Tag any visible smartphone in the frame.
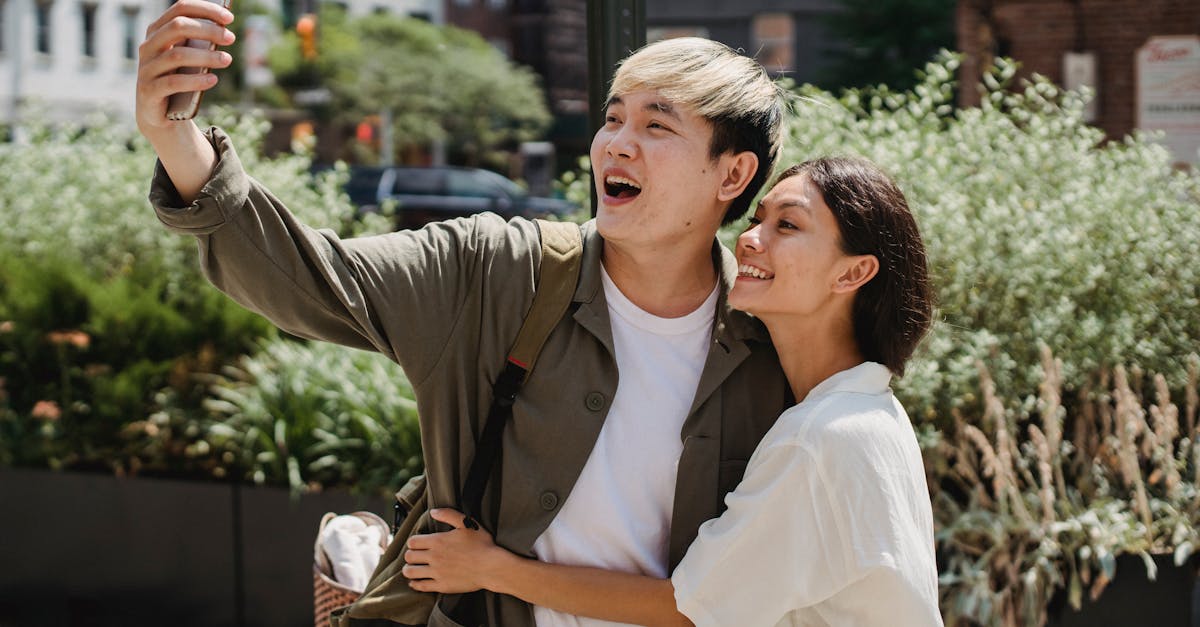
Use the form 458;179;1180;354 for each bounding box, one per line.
165;0;233;121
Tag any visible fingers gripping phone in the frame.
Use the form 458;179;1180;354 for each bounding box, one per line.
165;0;233;121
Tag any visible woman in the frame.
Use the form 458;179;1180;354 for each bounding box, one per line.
400;157;941;627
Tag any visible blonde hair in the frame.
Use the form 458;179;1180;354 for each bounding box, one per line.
610;37;786;223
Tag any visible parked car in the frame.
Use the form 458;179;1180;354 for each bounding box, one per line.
344;165;579;230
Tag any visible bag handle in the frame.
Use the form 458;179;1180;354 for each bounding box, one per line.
507;220;584;373
459;219;583;526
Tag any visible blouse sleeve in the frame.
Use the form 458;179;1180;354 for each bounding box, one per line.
670;413;938;627
670;441;851;627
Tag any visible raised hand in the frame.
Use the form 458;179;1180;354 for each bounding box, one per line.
135;0;235;134
135;0;238;202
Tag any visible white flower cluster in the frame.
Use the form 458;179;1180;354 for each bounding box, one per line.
0;107;386;298
772;53;1200;420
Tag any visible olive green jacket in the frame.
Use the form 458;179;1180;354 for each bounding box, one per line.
149;127;790;626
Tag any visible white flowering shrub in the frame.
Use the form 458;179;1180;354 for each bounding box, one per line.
0;109;392;471
765;54;1200;419
0;109;376;289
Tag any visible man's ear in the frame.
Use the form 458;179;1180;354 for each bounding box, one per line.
716;151;760;203
832;254;880;294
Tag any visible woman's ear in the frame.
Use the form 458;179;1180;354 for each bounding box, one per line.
716;151;760;203
832;254;880;294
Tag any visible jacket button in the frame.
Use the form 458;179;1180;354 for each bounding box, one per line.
540;491;559;510
584;392;606;412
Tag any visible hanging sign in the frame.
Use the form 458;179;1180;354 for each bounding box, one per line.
1136;36;1200;164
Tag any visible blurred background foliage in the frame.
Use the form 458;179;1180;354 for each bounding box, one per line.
266;6;551;168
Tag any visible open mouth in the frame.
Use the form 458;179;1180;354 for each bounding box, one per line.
738;264;774;280
604;175;642;200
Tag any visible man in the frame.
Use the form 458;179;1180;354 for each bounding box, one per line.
137;3;790;625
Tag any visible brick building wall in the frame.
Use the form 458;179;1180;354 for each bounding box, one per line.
510;0;587;119
957;0;1200;140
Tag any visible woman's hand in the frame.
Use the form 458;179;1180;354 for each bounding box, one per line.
404;510;690;627
402;508;510;594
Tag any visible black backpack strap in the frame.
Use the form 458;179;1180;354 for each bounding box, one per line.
459;219;583;525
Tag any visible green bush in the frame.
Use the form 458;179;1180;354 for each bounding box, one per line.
0;253;270;469
0;109;388;472
141;337;423;496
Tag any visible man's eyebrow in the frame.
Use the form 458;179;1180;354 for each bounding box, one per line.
645;101;680;120
603;96;681;120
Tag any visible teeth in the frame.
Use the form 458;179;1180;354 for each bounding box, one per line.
605;175;641;189
739;264;773;280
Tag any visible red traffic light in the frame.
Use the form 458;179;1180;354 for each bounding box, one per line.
296;13;317;59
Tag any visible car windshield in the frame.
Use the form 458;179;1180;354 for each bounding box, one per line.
345;167;384;204
445;169;527;199
391;169;443;195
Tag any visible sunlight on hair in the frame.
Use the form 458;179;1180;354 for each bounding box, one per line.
611;37;786;159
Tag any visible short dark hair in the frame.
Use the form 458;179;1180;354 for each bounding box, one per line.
710;106;783;225
776;158;934;376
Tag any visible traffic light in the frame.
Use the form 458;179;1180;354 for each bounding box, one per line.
296;13;317;60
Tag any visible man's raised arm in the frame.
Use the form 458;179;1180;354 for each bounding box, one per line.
131;0;543;384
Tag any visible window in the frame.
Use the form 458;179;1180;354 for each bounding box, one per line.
453;0;472;7
752;13;794;73
486;0;506;10
36;0;53;55
0;0;7;53
81;3;98;58
122;6;140;61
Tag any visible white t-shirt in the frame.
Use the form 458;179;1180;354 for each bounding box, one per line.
531;267;718;627
672;362;943;627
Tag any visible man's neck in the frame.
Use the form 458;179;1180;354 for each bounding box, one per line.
601;239;719;319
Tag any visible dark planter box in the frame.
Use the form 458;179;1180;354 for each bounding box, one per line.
0;469;389;627
1047;552;1200;627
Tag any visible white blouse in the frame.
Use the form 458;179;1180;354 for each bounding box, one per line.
671;362;942;627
